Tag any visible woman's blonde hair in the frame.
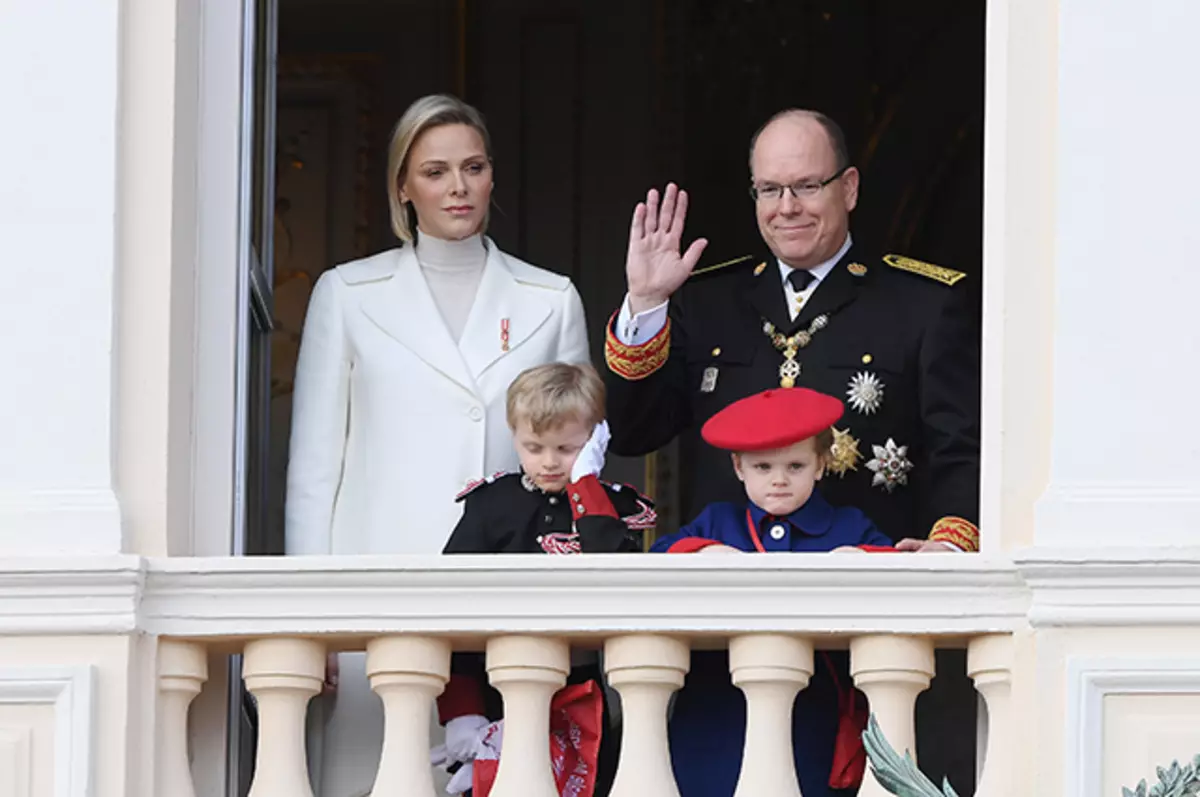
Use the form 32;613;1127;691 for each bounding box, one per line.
507;363;606;435
386;94;493;242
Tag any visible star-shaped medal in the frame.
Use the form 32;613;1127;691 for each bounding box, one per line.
866;438;912;492
827;427;862;477
847;371;885;415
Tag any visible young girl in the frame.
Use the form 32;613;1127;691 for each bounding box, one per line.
653;387;894;797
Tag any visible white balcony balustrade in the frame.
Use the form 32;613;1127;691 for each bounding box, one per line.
146;554;1024;796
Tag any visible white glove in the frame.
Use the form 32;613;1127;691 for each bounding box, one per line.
570;420;610;482
445;761;474;795
443;714;490;763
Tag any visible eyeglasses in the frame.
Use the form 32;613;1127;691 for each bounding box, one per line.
749;165;850;202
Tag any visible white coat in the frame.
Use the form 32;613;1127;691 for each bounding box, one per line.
283;239;589;797
285;238;590;556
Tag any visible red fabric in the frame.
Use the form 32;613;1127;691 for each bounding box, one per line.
436;674;486;725
858;545;899;553
828;683;870;788
472;681;605;797
667;537;726;553
701;388;844;452
568;475;618;521
821;651;869;789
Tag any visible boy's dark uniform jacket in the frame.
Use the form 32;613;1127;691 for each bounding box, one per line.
442;472;655;555
604;246;980;549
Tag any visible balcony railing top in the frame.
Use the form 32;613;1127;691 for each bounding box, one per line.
10;548;1200;638
139;553;1026;640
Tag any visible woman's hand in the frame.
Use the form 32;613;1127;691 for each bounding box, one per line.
626;183;708;314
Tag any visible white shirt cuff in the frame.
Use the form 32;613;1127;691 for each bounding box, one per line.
615;295;669;346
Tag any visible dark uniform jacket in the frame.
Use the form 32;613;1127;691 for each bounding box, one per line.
605;245;980;545
442;472;655;554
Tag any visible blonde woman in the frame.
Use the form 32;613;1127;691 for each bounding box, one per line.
285;94;590;795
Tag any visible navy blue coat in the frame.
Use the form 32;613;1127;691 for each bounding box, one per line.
652;488;892;553
652;490;889;796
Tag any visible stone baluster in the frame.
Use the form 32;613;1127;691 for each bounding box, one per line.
367;635;452;797
157;640;209;797
243;637;325;797
968;634;1014;797
486;636;570;797
730;634;814;797
850;635;935;797
605;634;691;797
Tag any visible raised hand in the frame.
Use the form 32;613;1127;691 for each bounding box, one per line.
569;421;610;482
626;183;709;314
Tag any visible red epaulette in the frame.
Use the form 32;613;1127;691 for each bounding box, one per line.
600;480;658;530
455;471;511;501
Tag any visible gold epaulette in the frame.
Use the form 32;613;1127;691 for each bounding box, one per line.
929;516;980;552
689;254;755;278
604;311;671;381
883;254;967;286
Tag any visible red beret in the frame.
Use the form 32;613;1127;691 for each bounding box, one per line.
701;388;844;452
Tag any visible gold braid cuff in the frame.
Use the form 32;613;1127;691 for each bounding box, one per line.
604;311;671;381
929;516;980;553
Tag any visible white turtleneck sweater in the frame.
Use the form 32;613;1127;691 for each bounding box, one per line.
415;233;487;344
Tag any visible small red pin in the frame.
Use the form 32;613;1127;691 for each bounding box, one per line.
500;318;510;352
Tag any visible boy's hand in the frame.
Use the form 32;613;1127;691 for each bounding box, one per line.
698;543;742;554
831;545;866;553
570;420;610;481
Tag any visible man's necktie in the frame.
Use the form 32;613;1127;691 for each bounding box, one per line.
786;269;816;292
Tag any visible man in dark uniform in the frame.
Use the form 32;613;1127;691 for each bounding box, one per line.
604;109;979;552
602;108;981;792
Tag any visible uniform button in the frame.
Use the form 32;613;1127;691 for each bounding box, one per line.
576;505;586;514
467;406;483;421
862;353;873;364
548;496;558;505
572;493;581;501
769;524;787;540
536;535;544;544
711;347;721;357
544;515;554;524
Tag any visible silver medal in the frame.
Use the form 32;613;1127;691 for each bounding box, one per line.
701;366;719;393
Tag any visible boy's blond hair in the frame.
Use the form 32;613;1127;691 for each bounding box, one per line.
507;363;605;434
812;427;835;461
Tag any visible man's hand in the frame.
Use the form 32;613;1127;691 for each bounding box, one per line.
626;183;708;314
895;538;956;553
570;421;610;482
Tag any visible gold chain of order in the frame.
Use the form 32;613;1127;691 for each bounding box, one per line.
761;314;829;388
